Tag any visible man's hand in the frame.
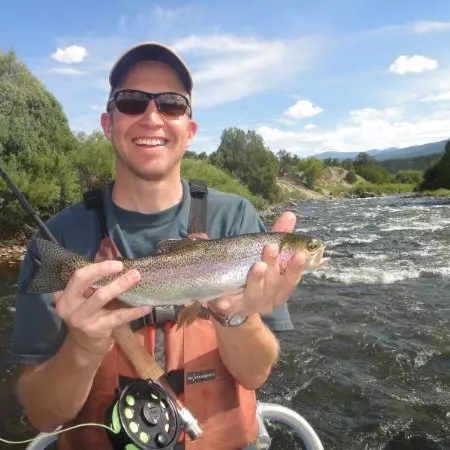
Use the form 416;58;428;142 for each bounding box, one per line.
53;261;152;359
210;211;307;317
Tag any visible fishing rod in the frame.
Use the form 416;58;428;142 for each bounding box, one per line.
0;160;203;449
0;163;57;244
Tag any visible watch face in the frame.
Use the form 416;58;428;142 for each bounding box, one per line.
228;315;247;326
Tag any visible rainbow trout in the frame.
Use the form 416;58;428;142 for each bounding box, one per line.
27;232;327;308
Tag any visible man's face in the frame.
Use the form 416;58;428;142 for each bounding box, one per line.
101;60;197;181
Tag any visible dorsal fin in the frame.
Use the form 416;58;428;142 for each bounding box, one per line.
155;238;201;255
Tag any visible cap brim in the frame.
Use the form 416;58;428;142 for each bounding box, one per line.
109;42;193;94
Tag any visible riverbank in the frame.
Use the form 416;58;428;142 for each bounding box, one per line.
0;238;27;269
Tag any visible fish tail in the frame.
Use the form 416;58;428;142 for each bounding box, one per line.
26;237;89;294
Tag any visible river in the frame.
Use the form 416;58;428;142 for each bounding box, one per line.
0;194;449;449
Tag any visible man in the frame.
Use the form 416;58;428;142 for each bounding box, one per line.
11;42;307;449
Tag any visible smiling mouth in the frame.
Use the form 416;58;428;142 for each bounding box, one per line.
133;137;168;147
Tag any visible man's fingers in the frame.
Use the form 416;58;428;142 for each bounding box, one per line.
105;305;154;330
65;260;125;297
245;262;272;315
271;211;298;233
276;250;306;303
262;244;280;300
211;290;243;316
56;260;125;316
75;269;142;318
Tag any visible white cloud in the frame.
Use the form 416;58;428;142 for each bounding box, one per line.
305;124;316;130
284;99;323;119
412;21;450;34
385;68;450;105
257;106;450;155
389;55;438;75
49;67;86;75
356;20;450;41
173;35;271;54
172;34;324;108
422;91;450;102
152;5;183;21
51;45;88;64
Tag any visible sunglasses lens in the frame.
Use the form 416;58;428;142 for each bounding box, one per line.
157;93;189;116
114;91;148;115
112;91;189;116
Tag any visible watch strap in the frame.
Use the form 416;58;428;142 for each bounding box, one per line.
207;307;248;327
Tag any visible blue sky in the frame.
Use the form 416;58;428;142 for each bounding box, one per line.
2;0;450;157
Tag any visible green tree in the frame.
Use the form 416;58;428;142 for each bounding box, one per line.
212;127;280;202
420;139;450;190
181;158;266;209
345;170;358;184
0;51;79;237
185;150;209;160
297;157;324;189
72;131;115;192
276;149;300;177
353;152;391;184
277;149;290;177
341;158;354;171
323;157;341;167
393;170;422;185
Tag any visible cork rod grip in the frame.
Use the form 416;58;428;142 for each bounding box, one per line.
112;324;165;380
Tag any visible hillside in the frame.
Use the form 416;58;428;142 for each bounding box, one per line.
314;139;447;161
276;178;324;200
275;166;366;201
317;166;365;187
380;153;440;173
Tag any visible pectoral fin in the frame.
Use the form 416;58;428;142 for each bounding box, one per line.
176;302;204;329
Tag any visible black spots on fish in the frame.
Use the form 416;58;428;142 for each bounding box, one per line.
26;238;91;294
155;238;201;255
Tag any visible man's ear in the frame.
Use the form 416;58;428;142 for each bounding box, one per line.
187;119;198;146
101;112;112;140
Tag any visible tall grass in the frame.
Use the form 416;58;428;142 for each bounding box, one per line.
325;182;416;196
417;188;450;197
181;159;268;209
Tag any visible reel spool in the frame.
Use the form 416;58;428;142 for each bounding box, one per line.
108;379;182;449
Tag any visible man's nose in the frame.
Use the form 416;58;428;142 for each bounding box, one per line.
141;99;164;125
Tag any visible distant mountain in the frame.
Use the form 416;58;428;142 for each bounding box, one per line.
313;140;447;161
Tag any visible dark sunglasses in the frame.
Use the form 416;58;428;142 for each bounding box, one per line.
108;89;191;117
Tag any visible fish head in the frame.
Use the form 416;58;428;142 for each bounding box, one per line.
278;232;328;270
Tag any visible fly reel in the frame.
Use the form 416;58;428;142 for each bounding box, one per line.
107;379;182;449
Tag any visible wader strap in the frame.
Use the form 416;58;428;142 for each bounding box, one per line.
83;189;108;239
128;305;184;331
187;179;208;234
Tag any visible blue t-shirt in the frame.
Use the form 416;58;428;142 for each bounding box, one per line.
10;179;294;365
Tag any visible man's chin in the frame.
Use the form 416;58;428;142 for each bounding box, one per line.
131;165;180;182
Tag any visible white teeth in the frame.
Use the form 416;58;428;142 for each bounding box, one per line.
134;138;166;146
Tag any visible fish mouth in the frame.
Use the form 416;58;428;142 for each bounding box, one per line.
306;244;328;269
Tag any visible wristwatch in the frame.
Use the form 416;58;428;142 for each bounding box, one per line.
207;307;248;327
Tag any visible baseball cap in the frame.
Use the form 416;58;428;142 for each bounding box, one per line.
109;42;193;94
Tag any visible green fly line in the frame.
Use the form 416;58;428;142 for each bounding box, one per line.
0;422;117;445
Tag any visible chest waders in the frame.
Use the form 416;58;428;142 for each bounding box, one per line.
83;180;208;450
